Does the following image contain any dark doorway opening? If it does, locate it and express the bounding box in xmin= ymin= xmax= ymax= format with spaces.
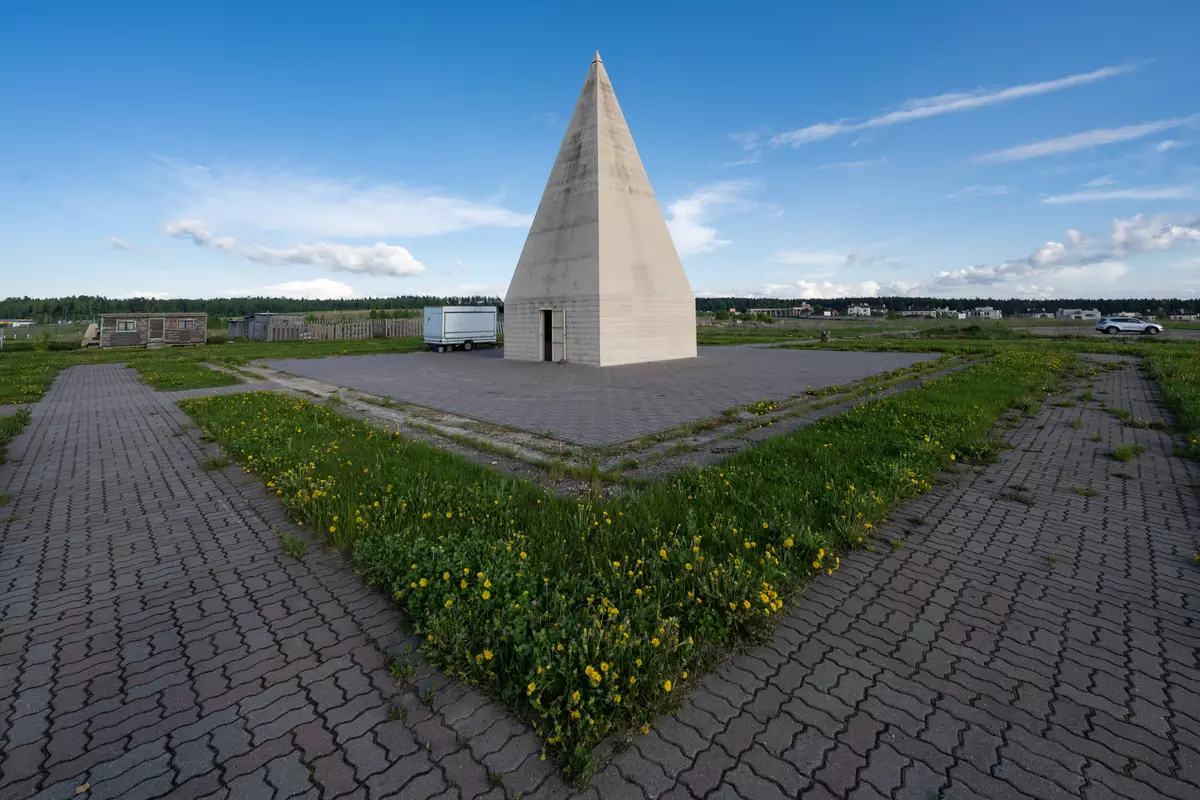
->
xmin=542 ymin=310 xmax=553 ymax=361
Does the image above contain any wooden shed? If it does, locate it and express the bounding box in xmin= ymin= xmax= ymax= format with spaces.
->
xmin=98 ymin=312 xmax=208 ymax=348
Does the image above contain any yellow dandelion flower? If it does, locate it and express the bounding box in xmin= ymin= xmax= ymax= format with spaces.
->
xmin=663 ymin=680 xmax=672 ymax=692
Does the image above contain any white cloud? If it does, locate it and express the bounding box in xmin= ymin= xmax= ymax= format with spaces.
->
xmin=933 ymin=212 xmax=1200 ymax=288
xmin=1084 ymin=175 xmax=1116 ymax=187
xmin=770 ymin=63 xmax=1137 ymax=147
xmin=222 ymin=279 xmax=361 ymax=300
xmin=725 ymin=132 xmax=764 ymax=166
xmin=945 ymin=185 xmax=1011 ymax=201
xmin=973 ymin=116 xmax=1197 ymax=163
xmin=125 ymin=290 xmax=171 ymax=300
xmin=665 ymin=181 xmax=754 ymax=256
xmin=109 ymin=236 xmax=143 ymax=252
xmin=212 ymin=237 xmax=237 ymax=252
xmin=1157 ymin=139 xmax=1185 ymax=152
xmin=762 ymin=279 xmax=920 ymax=299
xmin=157 ymin=158 xmax=531 ymax=239
xmin=816 ymin=157 xmax=886 ymax=170
xmin=246 ymin=242 xmax=426 ymax=277
xmin=163 ymin=218 xmax=220 ymax=246
xmin=1041 ymin=186 xmax=1192 ymax=204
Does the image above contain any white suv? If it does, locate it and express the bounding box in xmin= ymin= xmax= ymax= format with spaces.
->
xmin=1095 ymin=317 xmax=1163 ymax=335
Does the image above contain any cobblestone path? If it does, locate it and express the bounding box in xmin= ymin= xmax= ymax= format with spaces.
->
xmin=1 ymin=358 xmax=1198 ymax=799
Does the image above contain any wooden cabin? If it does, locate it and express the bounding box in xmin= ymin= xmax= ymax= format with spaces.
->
xmin=98 ymin=312 xmax=208 ymax=348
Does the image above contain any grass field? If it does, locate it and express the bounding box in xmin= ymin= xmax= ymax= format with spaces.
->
xmin=181 ymin=347 xmax=1073 ymax=778
xmin=0 ymin=337 xmax=427 ymax=404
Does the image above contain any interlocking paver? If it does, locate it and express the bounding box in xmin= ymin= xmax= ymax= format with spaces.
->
xmin=263 ymin=347 xmax=935 ymax=445
xmin=0 ymin=364 xmax=573 ymax=798
xmin=4 ymin=357 xmax=1198 ymax=799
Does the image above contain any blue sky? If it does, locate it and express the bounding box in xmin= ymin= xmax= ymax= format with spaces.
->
xmin=2 ymin=1 xmax=1199 ymax=301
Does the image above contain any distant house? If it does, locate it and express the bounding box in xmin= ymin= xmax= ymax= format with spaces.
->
xmin=1055 ymin=308 xmax=1101 ymax=320
xmin=99 ymin=312 xmax=207 ymax=348
xmin=966 ymin=306 xmax=1002 ymax=320
xmin=1020 ymin=310 xmax=1054 ymax=319
xmin=846 ymin=304 xmax=872 ymax=317
xmin=1169 ymin=313 xmax=1198 ymax=321
xmin=0 ymin=319 xmax=34 ymax=328
xmin=745 ymin=305 xmax=814 ymax=318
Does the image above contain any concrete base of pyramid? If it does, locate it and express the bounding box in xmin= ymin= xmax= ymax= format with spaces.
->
xmin=504 ymin=297 xmax=696 ymax=367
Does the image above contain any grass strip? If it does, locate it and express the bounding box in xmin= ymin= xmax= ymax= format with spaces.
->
xmin=180 ymin=347 xmax=1070 ymax=778
xmin=0 ymin=408 xmax=33 ymax=464
xmin=0 ymin=336 xmax=427 ymax=404
xmin=1143 ymin=351 xmax=1200 ymax=457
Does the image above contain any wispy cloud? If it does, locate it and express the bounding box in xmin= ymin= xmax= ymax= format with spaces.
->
xmin=109 ymin=236 xmax=146 ymax=252
xmin=816 ymin=157 xmax=886 ymax=171
xmin=246 ymin=242 xmax=426 ymax=277
xmin=758 ymin=279 xmax=920 ymax=299
xmin=945 ymin=184 xmax=1011 ymax=201
xmin=221 ymin=278 xmax=361 ymax=300
xmin=1158 ymin=139 xmax=1186 ymax=152
xmin=1041 ymin=186 xmax=1192 ymax=204
xmin=163 ymin=218 xmax=236 ymax=251
xmin=933 ymin=213 xmax=1200 ymax=288
xmin=770 ymin=64 xmax=1138 ymax=147
xmin=665 ymin=181 xmax=755 ymax=256
xmin=725 ymin=132 xmax=764 ymax=167
xmin=769 ymin=250 xmax=888 ymax=268
xmin=157 ymin=158 xmax=530 ymax=239
xmin=974 ymin=116 xmax=1198 ymax=163
xmin=1084 ymin=175 xmax=1116 ymax=187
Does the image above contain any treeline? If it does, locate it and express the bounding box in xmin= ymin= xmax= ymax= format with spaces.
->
xmin=0 ymin=295 xmax=503 ymax=322
xmin=694 ymin=296 xmax=1200 ymax=316
xmin=4 ymin=294 xmax=1197 ymax=323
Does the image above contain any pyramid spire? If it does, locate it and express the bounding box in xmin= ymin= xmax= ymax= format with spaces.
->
xmin=504 ymin=54 xmax=696 ymax=367
xmin=593 ymin=50 xmax=602 ymax=63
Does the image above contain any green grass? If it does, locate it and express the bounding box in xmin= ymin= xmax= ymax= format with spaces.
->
xmin=0 ymin=409 xmax=33 ymax=464
xmin=0 ymin=336 xmax=427 ymax=404
xmin=180 ymin=347 xmax=1070 ymax=779
xmin=1112 ymin=444 xmax=1146 ymax=462
xmin=1144 ymin=351 xmax=1200 ymax=457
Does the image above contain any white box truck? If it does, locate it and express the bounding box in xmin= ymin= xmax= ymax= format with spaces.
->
xmin=423 ymin=306 xmax=498 ymax=352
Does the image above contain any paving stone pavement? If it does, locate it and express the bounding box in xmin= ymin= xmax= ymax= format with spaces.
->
xmin=586 ymin=356 xmax=1200 ymax=800
xmin=0 ymin=365 xmax=570 ymax=800
xmin=2 ymin=357 xmax=1199 ymax=800
xmin=260 ymin=347 xmax=935 ymax=446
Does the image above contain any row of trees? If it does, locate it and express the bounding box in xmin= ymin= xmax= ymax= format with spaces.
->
xmin=694 ymin=296 xmax=1200 ymax=316
xmin=0 ymin=295 xmax=503 ymax=323
xmin=2 ymin=294 xmax=1197 ymax=323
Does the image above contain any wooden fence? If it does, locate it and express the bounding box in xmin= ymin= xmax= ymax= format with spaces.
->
xmin=264 ymin=317 xmax=504 ymax=342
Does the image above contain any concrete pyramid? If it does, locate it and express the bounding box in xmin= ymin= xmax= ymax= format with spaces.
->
xmin=504 ymin=52 xmax=697 ymax=366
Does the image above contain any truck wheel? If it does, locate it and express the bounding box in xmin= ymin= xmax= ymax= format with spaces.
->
xmin=463 ymin=341 xmax=473 ymax=351
xmin=437 ymin=345 xmax=445 ymax=353
xmin=1144 ymin=327 xmax=1159 ymax=335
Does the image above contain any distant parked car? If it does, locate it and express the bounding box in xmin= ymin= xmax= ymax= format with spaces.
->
xmin=1095 ymin=317 xmax=1163 ymax=335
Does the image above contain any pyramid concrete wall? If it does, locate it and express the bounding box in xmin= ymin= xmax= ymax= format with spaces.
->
xmin=504 ymin=53 xmax=696 ymax=367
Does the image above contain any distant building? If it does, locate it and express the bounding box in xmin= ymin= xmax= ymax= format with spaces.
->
xmin=0 ymin=319 xmax=34 ymax=328
xmin=898 ymin=307 xmax=952 ymax=319
xmin=966 ymin=306 xmax=1002 ymax=320
xmin=1168 ymin=313 xmax=1197 ymax=321
xmin=846 ymin=304 xmax=872 ymax=317
xmin=747 ymin=307 xmax=812 ymax=318
xmin=1020 ymin=310 xmax=1054 ymax=319
xmin=228 ymin=312 xmax=304 ymax=340
xmin=1055 ymin=308 xmax=1101 ymax=320
xmin=99 ymin=312 xmax=207 ymax=348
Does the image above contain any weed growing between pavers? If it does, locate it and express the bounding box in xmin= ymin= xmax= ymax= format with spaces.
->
xmin=179 ymin=348 xmax=1069 ymax=779
xmin=1112 ymin=444 xmax=1146 ymax=462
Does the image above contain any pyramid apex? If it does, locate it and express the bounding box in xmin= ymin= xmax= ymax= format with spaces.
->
xmin=592 ymin=50 xmax=603 ymax=64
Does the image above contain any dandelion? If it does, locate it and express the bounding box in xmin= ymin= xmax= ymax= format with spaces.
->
xmin=663 ymin=680 xmax=672 ymax=692
xmin=641 ymin=724 xmax=650 ymax=734
xmin=481 ymin=590 xmax=491 ymax=600
xmin=527 ymin=682 xmax=536 ymax=695
xmin=484 ymin=650 xmax=494 ymax=660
